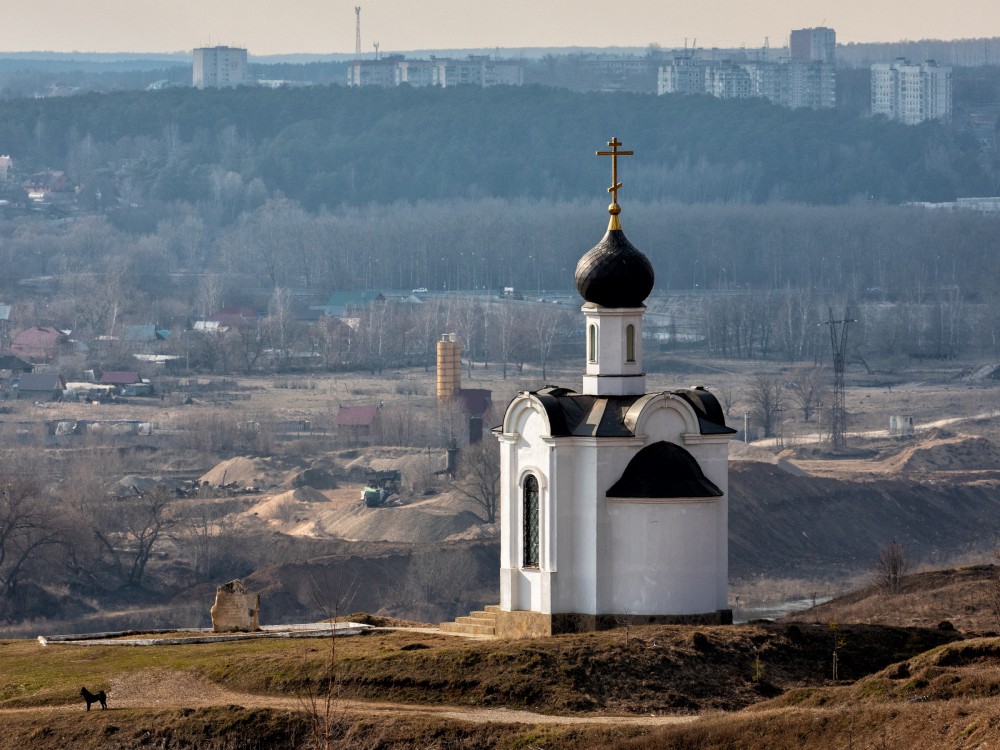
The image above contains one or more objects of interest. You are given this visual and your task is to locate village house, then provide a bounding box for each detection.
[123,324,170,354]
[335,404,381,446]
[10,326,69,362]
[15,372,66,401]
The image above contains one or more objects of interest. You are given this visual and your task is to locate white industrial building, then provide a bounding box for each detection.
[192,46,248,89]
[871,59,953,124]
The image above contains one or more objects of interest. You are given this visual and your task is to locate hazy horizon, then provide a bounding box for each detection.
[3,1,998,57]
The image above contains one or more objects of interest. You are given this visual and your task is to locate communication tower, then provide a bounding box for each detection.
[355,6,361,56]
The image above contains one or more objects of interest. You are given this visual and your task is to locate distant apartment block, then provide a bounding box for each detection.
[346,55,402,87]
[347,55,523,88]
[657,27,834,109]
[790,27,836,64]
[436,56,524,87]
[396,59,437,87]
[658,58,834,109]
[193,46,248,89]
[871,59,952,124]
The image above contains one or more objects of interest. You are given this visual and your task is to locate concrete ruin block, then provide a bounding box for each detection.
[210,579,261,632]
[890,415,914,435]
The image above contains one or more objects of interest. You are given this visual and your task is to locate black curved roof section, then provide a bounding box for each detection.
[671,387,737,435]
[574,229,654,308]
[607,441,723,498]
[503,386,736,438]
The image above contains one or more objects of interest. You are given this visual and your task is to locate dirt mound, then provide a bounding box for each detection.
[446,522,500,541]
[250,487,329,522]
[289,467,338,489]
[340,449,445,487]
[111,475,165,497]
[313,503,483,543]
[885,433,1000,473]
[245,484,483,543]
[200,456,291,489]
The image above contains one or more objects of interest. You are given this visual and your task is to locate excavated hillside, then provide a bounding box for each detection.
[725,429,1000,581]
[729,458,1000,579]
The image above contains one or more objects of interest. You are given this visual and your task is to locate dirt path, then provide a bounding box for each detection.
[0,670,697,727]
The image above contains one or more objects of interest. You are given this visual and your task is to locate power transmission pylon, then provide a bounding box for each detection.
[355,6,361,56]
[823,307,855,451]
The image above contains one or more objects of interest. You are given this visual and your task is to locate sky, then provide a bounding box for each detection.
[3,0,999,55]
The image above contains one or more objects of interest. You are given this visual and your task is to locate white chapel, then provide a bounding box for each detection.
[493,138,735,638]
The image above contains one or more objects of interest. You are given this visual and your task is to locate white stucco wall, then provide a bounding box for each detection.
[499,391,730,618]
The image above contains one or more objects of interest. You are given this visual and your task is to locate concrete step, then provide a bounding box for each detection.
[454,615,493,626]
[439,605,502,637]
[439,621,495,636]
[468,610,498,620]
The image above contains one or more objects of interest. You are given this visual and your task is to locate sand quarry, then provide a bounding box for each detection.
[189,421,1000,552]
[199,453,491,544]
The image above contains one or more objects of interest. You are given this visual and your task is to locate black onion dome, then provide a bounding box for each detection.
[575,228,654,308]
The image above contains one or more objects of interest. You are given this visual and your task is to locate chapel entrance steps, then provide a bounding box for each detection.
[439,604,500,637]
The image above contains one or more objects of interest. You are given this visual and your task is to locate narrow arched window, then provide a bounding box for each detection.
[522,475,540,568]
[626,324,636,363]
[588,324,598,363]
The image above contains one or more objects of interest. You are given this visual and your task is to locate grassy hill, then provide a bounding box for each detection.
[0,617,968,749]
[793,564,1000,632]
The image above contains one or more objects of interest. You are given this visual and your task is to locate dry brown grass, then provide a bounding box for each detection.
[799,565,1000,632]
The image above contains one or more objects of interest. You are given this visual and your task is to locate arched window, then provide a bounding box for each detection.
[522,475,540,568]
[588,324,598,363]
[626,324,636,363]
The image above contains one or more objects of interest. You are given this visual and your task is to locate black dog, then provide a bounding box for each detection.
[80,687,107,711]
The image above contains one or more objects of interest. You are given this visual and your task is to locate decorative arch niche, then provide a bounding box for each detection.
[607,441,722,499]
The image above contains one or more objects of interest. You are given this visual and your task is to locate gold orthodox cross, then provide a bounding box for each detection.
[596,137,633,207]
[597,137,633,229]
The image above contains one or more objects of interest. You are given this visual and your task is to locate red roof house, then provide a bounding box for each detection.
[335,404,380,446]
[10,326,68,362]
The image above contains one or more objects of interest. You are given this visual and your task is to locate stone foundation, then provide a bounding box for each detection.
[493,608,732,639]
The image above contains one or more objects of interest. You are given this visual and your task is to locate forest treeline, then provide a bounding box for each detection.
[0,84,992,209]
[0,83,998,367]
[2,198,999,367]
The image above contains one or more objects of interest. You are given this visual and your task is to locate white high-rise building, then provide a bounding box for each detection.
[193,46,248,89]
[871,59,953,124]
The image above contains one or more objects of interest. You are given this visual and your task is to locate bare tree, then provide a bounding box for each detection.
[232,318,271,374]
[195,272,225,320]
[872,540,908,594]
[746,372,786,439]
[266,286,299,369]
[91,487,176,590]
[453,436,500,524]
[788,366,826,422]
[491,299,524,379]
[529,303,567,380]
[449,297,483,375]
[0,477,62,613]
